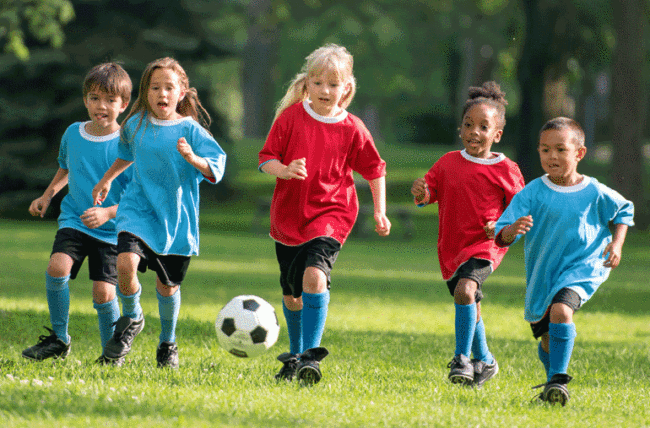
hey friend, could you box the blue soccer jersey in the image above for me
[115,113,226,256]
[57,122,131,245]
[494,175,634,322]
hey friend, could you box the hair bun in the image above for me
[467,81,508,106]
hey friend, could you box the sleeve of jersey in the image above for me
[57,126,71,169]
[117,122,134,162]
[258,113,288,171]
[423,163,440,204]
[599,185,635,227]
[503,160,526,205]
[494,186,530,247]
[348,122,386,180]
[190,125,227,184]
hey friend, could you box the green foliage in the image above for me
[0,220,649,427]
[0,0,74,60]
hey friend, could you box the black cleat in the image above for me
[103,315,144,360]
[275,352,300,381]
[296,347,329,386]
[472,358,499,388]
[447,354,474,385]
[95,354,124,367]
[22,327,70,361]
[156,341,179,368]
[532,373,573,406]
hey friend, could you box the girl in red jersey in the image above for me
[259,43,391,385]
[411,82,525,388]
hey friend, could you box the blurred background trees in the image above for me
[1,0,648,226]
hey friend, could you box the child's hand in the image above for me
[80,207,110,229]
[92,180,111,206]
[602,241,623,268]
[484,221,496,239]
[29,195,51,218]
[177,137,195,162]
[499,215,533,244]
[374,212,391,237]
[411,178,427,203]
[280,158,307,180]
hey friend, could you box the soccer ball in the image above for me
[215,295,280,358]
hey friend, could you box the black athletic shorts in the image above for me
[446,258,492,303]
[117,232,191,287]
[530,287,582,339]
[275,237,341,298]
[51,227,118,284]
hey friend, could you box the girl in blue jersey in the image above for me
[494,117,634,406]
[22,63,132,364]
[92,57,227,368]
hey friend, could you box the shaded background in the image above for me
[1,0,648,227]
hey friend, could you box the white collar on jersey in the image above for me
[149,115,192,126]
[78,121,121,142]
[302,100,348,124]
[541,174,592,193]
[460,149,506,165]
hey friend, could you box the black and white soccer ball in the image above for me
[215,295,280,358]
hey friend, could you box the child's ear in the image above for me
[493,129,503,143]
[577,146,587,160]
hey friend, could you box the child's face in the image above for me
[460,104,503,159]
[147,68,186,120]
[306,69,350,117]
[83,88,128,135]
[538,129,587,185]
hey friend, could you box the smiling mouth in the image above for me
[158,102,168,108]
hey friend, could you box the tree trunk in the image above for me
[611,0,648,229]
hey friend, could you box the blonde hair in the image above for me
[121,57,212,139]
[273,43,356,121]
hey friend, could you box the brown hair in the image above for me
[461,81,508,129]
[83,62,132,104]
[539,117,585,148]
[273,43,356,121]
[122,57,211,138]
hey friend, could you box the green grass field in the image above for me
[1,217,649,428]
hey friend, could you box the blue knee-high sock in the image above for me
[118,286,143,320]
[548,322,576,380]
[454,303,477,358]
[471,317,494,364]
[538,342,551,378]
[157,289,180,344]
[46,272,71,343]
[302,291,330,350]
[283,302,303,355]
[94,297,120,348]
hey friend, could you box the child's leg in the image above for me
[46,253,74,343]
[282,296,303,355]
[116,252,143,319]
[471,307,494,364]
[301,267,330,351]
[157,280,180,344]
[453,278,478,357]
[92,281,119,349]
[548,303,576,380]
[538,338,551,378]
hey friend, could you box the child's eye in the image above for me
[481,125,488,131]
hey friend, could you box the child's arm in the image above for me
[177,137,214,178]
[260,158,307,180]
[368,176,391,236]
[602,223,628,268]
[411,177,430,205]
[92,158,133,206]
[80,205,118,229]
[29,168,69,218]
[495,215,533,246]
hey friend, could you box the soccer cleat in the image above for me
[447,354,474,385]
[95,354,125,367]
[296,347,329,386]
[275,352,300,381]
[156,341,179,368]
[532,373,573,406]
[103,315,144,360]
[472,358,499,388]
[21,327,70,361]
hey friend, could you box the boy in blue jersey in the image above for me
[494,117,634,406]
[22,63,132,365]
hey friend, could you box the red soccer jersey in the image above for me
[421,150,524,280]
[259,101,386,246]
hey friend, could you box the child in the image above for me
[259,43,391,385]
[411,81,525,387]
[92,57,226,368]
[22,63,132,365]
[494,117,634,405]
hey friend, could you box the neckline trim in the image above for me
[302,100,348,123]
[541,174,591,192]
[149,115,192,126]
[78,122,121,142]
[460,149,506,165]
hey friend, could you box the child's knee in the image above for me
[92,281,117,304]
[303,267,327,294]
[549,302,574,324]
[453,279,477,304]
[283,295,302,311]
